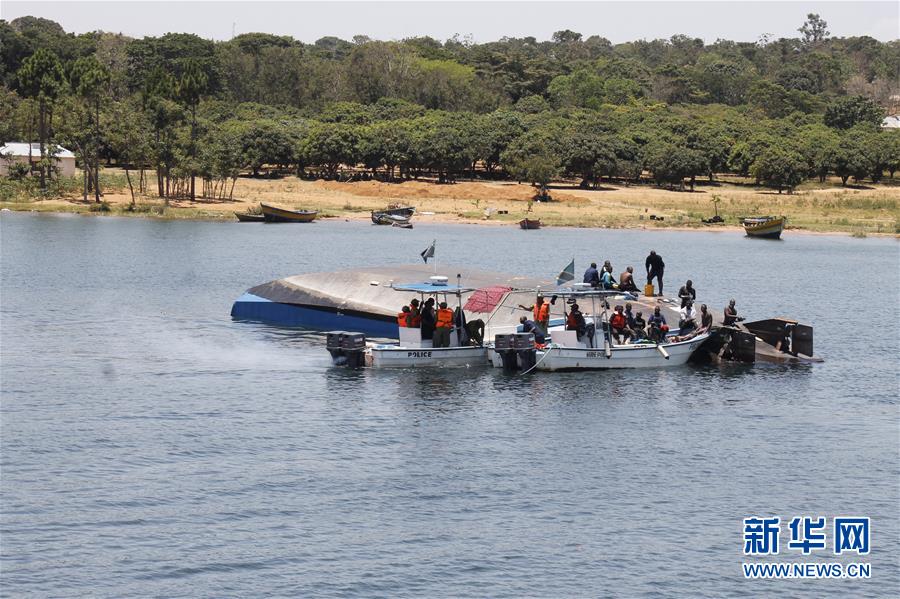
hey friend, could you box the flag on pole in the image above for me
[556,258,575,286]
[421,240,436,263]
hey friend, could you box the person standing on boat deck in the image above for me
[583,263,601,288]
[678,280,696,308]
[723,299,743,326]
[397,305,411,328]
[648,306,669,343]
[408,298,422,328]
[619,266,638,292]
[645,250,665,295]
[518,294,550,335]
[679,300,698,334]
[433,302,454,348]
[519,316,546,345]
[698,304,713,333]
[420,297,436,340]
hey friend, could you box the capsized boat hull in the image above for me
[369,345,488,368]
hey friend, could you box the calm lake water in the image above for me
[1,212,898,597]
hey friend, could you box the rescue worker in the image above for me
[583,262,601,288]
[518,294,550,335]
[723,299,744,326]
[645,250,665,295]
[648,306,669,343]
[678,280,696,308]
[519,316,546,345]
[619,266,638,292]
[408,298,422,327]
[420,297,436,340]
[609,305,633,344]
[566,302,587,338]
[433,301,454,348]
[397,305,411,328]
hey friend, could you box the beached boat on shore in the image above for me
[235,212,265,222]
[742,216,785,239]
[519,218,542,230]
[260,203,317,223]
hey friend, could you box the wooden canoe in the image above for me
[235,212,265,222]
[260,203,317,223]
[371,211,411,226]
[519,218,542,230]
[742,216,785,239]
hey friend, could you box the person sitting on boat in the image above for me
[519,316,546,345]
[465,319,485,346]
[518,294,550,335]
[583,263,601,288]
[632,311,648,340]
[698,303,713,334]
[723,299,744,326]
[600,269,617,290]
[619,266,638,292]
[678,280,697,308]
[433,302,454,348]
[645,250,665,295]
[420,298,436,340]
[566,302,587,336]
[624,302,637,328]
[397,305,412,328]
[609,305,633,344]
[648,307,669,343]
[408,298,422,328]
[679,300,698,334]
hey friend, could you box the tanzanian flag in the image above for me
[556,258,575,286]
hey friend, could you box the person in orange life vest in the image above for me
[408,298,422,327]
[433,301,455,348]
[518,294,550,334]
[397,305,411,328]
[609,305,634,344]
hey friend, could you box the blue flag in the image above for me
[556,258,575,286]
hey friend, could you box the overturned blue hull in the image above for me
[231,292,398,337]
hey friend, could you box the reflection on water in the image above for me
[1,212,897,597]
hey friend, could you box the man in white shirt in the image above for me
[679,300,698,334]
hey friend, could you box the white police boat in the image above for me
[365,277,489,368]
[489,285,709,371]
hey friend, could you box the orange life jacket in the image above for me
[409,311,422,327]
[436,308,454,328]
[397,311,408,327]
[610,313,626,329]
[533,302,550,324]
[566,312,578,329]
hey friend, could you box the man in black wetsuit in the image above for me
[645,250,665,295]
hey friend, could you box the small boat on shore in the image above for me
[742,216,785,239]
[371,212,412,226]
[519,218,542,230]
[392,221,413,229]
[235,212,265,222]
[260,203,317,223]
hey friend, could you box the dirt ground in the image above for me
[7,170,899,235]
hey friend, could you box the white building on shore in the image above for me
[0,142,76,177]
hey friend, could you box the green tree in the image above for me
[751,146,807,193]
[645,140,707,190]
[832,131,876,185]
[175,59,209,200]
[501,129,564,190]
[300,123,360,177]
[69,55,110,201]
[17,48,66,190]
[824,95,884,130]
[798,14,829,46]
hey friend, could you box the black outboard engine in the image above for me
[326,331,367,368]
[514,332,537,372]
[494,333,519,373]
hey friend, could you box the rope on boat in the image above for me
[519,344,555,376]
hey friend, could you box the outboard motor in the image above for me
[326,331,367,368]
[494,333,519,373]
[341,332,367,368]
[326,331,348,364]
[514,332,537,372]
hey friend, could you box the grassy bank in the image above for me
[2,170,898,235]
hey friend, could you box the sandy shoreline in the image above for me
[3,171,897,237]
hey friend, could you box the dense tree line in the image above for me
[1,14,898,200]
